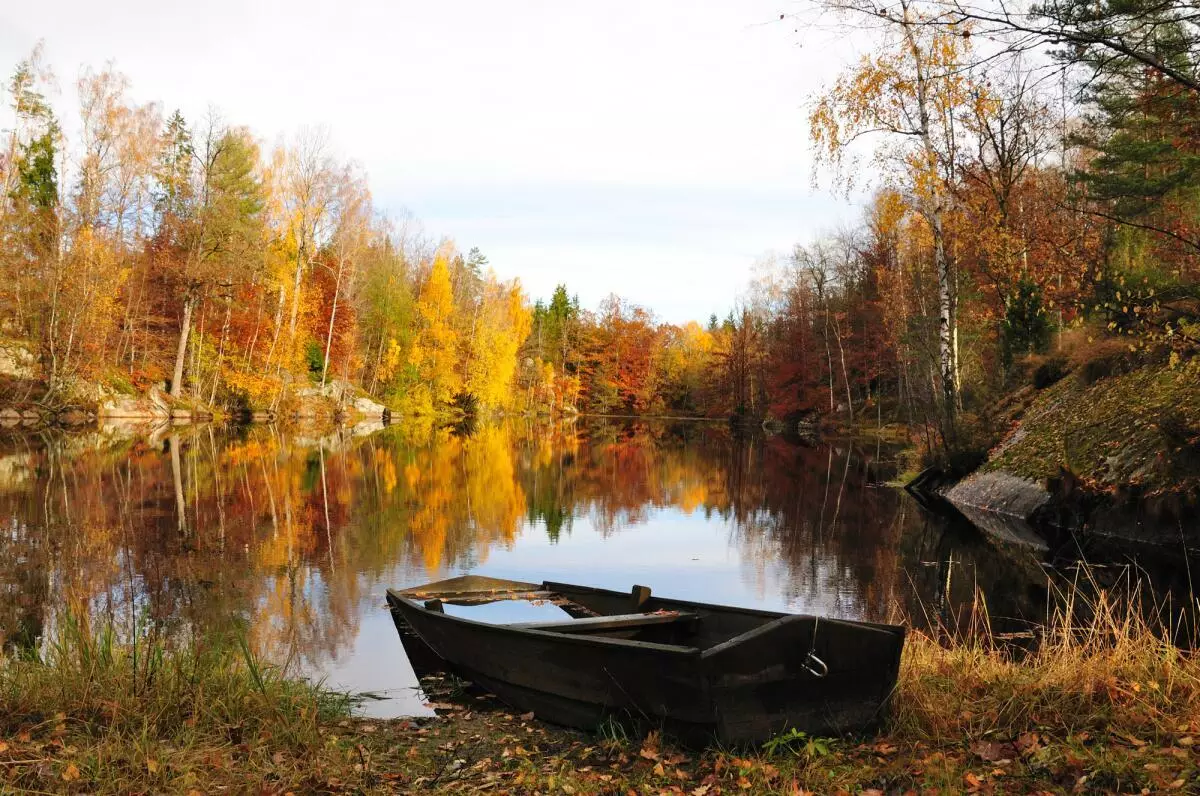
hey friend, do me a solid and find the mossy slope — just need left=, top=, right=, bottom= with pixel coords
left=984, top=357, right=1200, bottom=497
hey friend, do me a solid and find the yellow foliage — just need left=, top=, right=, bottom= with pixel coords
left=465, top=278, right=532, bottom=412
left=409, top=253, right=461, bottom=412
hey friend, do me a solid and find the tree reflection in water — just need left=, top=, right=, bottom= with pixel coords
left=0, top=419, right=1142, bottom=686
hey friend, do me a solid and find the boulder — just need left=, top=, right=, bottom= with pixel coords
left=349, top=394, right=388, bottom=420
left=943, top=470, right=1052, bottom=521
left=99, top=386, right=172, bottom=419
left=57, top=409, right=93, bottom=427
left=0, top=344, right=36, bottom=380
left=941, top=470, right=1054, bottom=549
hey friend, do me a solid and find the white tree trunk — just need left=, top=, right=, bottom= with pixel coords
left=170, top=295, right=194, bottom=398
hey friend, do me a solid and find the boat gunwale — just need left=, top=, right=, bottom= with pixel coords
left=542, top=580, right=906, bottom=635
left=386, top=589, right=704, bottom=656
left=389, top=577, right=906, bottom=660
left=542, top=580, right=791, bottom=621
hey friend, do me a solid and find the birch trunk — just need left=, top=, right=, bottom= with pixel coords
left=169, top=295, right=194, bottom=398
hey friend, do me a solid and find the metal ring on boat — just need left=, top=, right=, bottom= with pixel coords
left=802, top=651, right=828, bottom=678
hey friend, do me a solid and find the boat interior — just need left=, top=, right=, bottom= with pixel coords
left=394, top=575, right=785, bottom=650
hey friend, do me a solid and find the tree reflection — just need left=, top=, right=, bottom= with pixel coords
left=0, top=419, right=1051, bottom=669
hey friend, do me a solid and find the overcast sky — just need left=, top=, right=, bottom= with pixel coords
left=1, top=0, right=867, bottom=323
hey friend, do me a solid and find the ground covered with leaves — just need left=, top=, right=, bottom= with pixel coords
left=3, top=603, right=1199, bottom=794
left=7, top=683, right=1196, bottom=794
left=341, top=682, right=1200, bottom=795
left=985, top=354, right=1200, bottom=496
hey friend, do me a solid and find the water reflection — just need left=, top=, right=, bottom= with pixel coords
left=0, top=419, right=1186, bottom=716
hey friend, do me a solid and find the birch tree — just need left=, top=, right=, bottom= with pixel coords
left=809, top=0, right=974, bottom=428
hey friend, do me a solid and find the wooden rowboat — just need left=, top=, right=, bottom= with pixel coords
left=386, top=575, right=905, bottom=746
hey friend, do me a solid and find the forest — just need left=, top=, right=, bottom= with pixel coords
left=1, top=0, right=1198, bottom=466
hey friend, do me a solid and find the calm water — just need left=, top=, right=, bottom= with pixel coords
left=0, top=419, right=1190, bottom=717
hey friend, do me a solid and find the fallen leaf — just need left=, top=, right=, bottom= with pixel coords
left=62, top=763, right=80, bottom=782
left=520, top=712, right=535, bottom=721
left=737, top=776, right=752, bottom=789
left=691, top=786, right=710, bottom=796
left=146, top=759, right=160, bottom=774
left=639, top=747, right=660, bottom=761
left=971, top=741, right=1013, bottom=762
left=653, top=762, right=665, bottom=776
left=0, top=741, right=7, bottom=753
left=1016, top=732, right=1041, bottom=754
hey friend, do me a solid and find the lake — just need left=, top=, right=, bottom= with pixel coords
left=0, top=418, right=1192, bottom=717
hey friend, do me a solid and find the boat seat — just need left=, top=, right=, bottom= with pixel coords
left=510, top=611, right=699, bottom=634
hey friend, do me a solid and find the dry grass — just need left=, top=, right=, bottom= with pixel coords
left=2, top=581, right=1199, bottom=793
left=897, top=579, right=1200, bottom=745
left=0, top=617, right=375, bottom=793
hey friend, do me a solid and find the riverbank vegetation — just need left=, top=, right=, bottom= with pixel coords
left=3, top=583, right=1197, bottom=793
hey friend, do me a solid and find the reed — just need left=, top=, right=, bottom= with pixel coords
left=0, top=616, right=360, bottom=793
left=895, top=571, right=1200, bottom=746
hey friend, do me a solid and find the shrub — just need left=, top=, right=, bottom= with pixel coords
left=1035, top=359, right=1065, bottom=388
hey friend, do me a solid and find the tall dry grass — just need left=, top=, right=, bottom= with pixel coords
left=0, top=615, right=355, bottom=792
left=894, top=572, right=1200, bottom=746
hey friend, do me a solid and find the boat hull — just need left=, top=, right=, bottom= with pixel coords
left=387, top=582, right=904, bottom=746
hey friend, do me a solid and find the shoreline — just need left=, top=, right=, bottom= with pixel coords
left=3, top=606, right=1197, bottom=794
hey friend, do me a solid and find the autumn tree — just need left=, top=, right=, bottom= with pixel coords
left=406, top=248, right=462, bottom=413
left=318, top=171, right=371, bottom=387
left=580, top=296, right=661, bottom=414
left=463, top=275, right=532, bottom=412
left=157, top=116, right=264, bottom=398
left=810, top=0, right=975, bottom=430
left=278, top=129, right=339, bottom=369
left=0, top=47, right=59, bottom=351
left=356, top=219, right=419, bottom=396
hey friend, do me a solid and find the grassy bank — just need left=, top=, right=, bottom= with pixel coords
left=3, top=592, right=1199, bottom=794
left=983, top=348, right=1200, bottom=498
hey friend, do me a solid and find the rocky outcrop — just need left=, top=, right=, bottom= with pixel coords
left=348, top=393, right=388, bottom=421
left=0, top=407, right=40, bottom=429
left=0, top=343, right=37, bottom=380
left=939, top=471, right=1054, bottom=549
left=99, top=386, right=172, bottom=419
left=944, top=470, right=1052, bottom=520
left=290, top=381, right=389, bottom=423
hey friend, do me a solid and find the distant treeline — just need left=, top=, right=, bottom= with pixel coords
left=3, top=0, right=1199, bottom=434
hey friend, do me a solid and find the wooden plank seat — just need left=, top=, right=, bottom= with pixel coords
left=508, top=611, right=699, bottom=634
